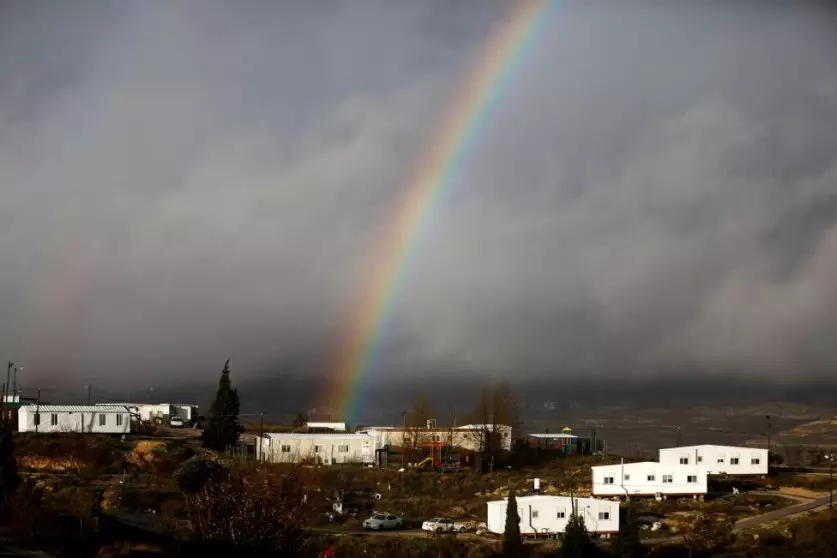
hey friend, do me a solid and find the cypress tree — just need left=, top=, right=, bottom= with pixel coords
left=559, top=506, right=597, bottom=558
left=201, top=360, right=242, bottom=451
left=0, top=418, right=19, bottom=500
left=503, top=490, right=525, bottom=558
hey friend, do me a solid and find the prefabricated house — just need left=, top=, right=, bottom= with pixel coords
left=358, top=423, right=513, bottom=453
left=97, top=402, right=188, bottom=423
left=591, top=461, right=708, bottom=498
left=486, top=495, right=619, bottom=536
left=18, top=405, right=131, bottom=434
left=658, top=445, right=768, bottom=475
left=256, top=433, right=375, bottom=465
left=171, top=404, right=198, bottom=423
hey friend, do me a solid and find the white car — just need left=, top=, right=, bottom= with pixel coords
left=422, top=517, right=461, bottom=533
left=169, top=417, right=185, bottom=428
left=362, top=513, right=403, bottom=530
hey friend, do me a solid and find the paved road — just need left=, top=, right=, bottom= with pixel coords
left=734, top=491, right=834, bottom=531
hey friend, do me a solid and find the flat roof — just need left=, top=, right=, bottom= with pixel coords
left=660, top=444, right=767, bottom=452
left=528, top=433, right=578, bottom=439
left=21, top=405, right=129, bottom=413
left=488, top=494, right=608, bottom=505
left=263, top=433, right=373, bottom=440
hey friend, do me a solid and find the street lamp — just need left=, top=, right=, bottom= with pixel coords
left=826, top=452, right=834, bottom=516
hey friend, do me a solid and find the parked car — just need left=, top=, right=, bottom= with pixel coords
left=452, top=521, right=471, bottom=533
left=363, top=513, right=403, bottom=530
left=169, top=417, right=185, bottom=428
left=421, top=517, right=457, bottom=533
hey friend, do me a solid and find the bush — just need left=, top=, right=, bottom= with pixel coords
left=174, top=455, right=226, bottom=494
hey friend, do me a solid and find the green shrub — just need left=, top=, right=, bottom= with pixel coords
left=174, top=455, right=226, bottom=494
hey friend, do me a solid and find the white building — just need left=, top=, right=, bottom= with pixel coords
left=18, top=405, right=131, bottom=434
left=591, top=461, right=708, bottom=498
left=658, top=445, right=768, bottom=476
left=97, top=402, right=197, bottom=423
left=486, top=495, right=619, bottom=536
left=256, top=433, right=375, bottom=465
left=171, top=404, right=199, bottom=423
left=358, top=423, right=513, bottom=452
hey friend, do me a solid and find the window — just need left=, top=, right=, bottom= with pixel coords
left=99, top=415, right=106, bottom=426
left=34, top=413, right=40, bottom=426
left=623, top=474, right=630, bottom=481
left=662, top=475, right=673, bottom=484
left=50, top=414, right=58, bottom=426
left=730, top=457, right=740, bottom=465
left=717, top=457, right=725, bottom=463
left=557, top=510, right=566, bottom=519
left=697, top=456, right=703, bottom=463
left=647, top=474, right=656, bottom=482
left=338, top=445, right=349, bottom=453
left=679, top=457, right=689, bottom=465
left=751, top=457, right=760, bottom=465
left=314, top=445, right=323, bottom=453
left=281, top=445, right=292, bottom=453
left=687, top=475, right=698, bottom=483
left=603, top=476, right=614, bottom=485
left=532, top=510, right=539, bottom=519
left=116, top=414, right=123, bottom=426
left=598, top=511, right=610, bottom=520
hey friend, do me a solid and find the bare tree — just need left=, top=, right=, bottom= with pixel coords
left=467, top=380, right=520, bottom=469
left=184, top=467, right=313, bottom=554
left=405, top=395, right=435, bottom=465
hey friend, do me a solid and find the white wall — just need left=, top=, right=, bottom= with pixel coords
left=592, top=462, right=708, bottom=497
left=18, top=407, right=131, bottom=434
left=257, top=434, right=374, bottom=465
left=658, top=446, right=768, bottom=475
left=171, top=405, right=197, bottom=422
left=487, top=496, right=619, bottom=535
left=358, top=424, right=513, bottom=452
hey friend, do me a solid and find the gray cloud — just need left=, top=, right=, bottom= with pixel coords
left=1, top=0, right=836, bottom=387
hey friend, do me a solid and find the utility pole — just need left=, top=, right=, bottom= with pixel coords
left=35, top=388, right=42, bottom=433
left=5, top=361, right=12, bottom=404
left=86, top=385, right=92, bottom=405
left=676, top=426, right=682, bottom=447
left=259, top=412, right=264, bottom=461
left=13, top=366, right=19, bottom=400
left=766, top=415, right=772, bottom=465
left=401, top=409, right=407, bottom=470
left=828, top=452, right=834, bottom=516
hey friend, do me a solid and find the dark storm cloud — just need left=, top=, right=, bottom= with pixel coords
left=1, top=0, right=836, bottom=386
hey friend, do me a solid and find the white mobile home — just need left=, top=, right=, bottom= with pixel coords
left=18, top=405, right=131, bottom=434
left=171, top=404, right=199, bottom=423
left=358, top=423, right=513, bottom=453
left=97, top=402, right=177, bottom=422
left=256, top=433, right=375, bottom=465
left=486, top=495, right=619, bottom=536
left=592, top=461, right=707, bottom=497
left=658, top=445, right=768, bottom=475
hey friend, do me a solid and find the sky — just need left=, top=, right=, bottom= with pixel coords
left=1, top=0, right=837, bottom=393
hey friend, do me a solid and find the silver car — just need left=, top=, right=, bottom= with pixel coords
left=363, top=513, right=403, bottom=530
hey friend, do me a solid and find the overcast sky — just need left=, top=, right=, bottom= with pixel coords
left=2, top=0, right=836, bottom=389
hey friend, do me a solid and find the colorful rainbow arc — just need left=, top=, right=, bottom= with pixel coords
left=324, top=0, right=557, bottom=422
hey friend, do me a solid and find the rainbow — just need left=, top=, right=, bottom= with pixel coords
left=324, top=0, right=557, bottom=421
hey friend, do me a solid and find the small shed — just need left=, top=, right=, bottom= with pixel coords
left=486, top=495, right=619, bottom=536
left=18, top=405, right=131, bottom=434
